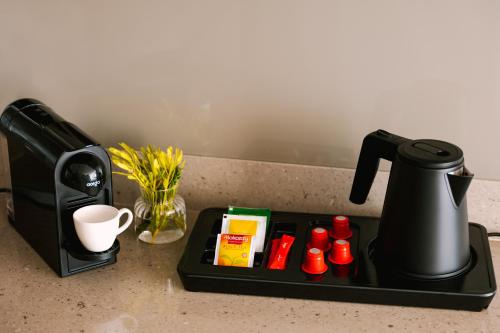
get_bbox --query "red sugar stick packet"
[268,234,296,270]
[266,238,281,268]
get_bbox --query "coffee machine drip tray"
[178,209,496,311]
[65,240,120,261]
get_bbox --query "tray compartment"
[301,220,362,284]
[202,216,275,268]
[262,221,297,269]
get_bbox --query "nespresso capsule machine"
[0,99,119,277]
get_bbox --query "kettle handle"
[349,130,409,204]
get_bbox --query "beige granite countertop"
[1,193,499,333]
[2,155,500,333]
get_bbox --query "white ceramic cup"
[73,205,133,252]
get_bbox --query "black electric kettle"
[350,130,473,279]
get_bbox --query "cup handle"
[116,208,133,235]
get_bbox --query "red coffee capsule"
[302,248,328,275]
[306,227,331,252]
[329,215,352,239]
[328,239,354,265]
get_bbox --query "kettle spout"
[447,167,473,207]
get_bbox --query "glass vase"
[133,187,187,244]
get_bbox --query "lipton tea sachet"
[213,234,256,268]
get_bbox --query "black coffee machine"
[0,98,120,277]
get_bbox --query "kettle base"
[369,239,473,280]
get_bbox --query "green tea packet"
[227,206,271,231]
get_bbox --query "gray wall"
[1,1,499,179]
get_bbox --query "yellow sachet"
[227,219,258,236]
[221,214,267,252]
[214,234,255,268]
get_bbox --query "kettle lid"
[398,139,463,169]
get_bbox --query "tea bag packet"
[221,214,267,252]
[227,206,271,231]
[213,234,256,268]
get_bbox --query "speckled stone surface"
[0,197,499,333]
[2,155,500,333]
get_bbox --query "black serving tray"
[177,208,496,311]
